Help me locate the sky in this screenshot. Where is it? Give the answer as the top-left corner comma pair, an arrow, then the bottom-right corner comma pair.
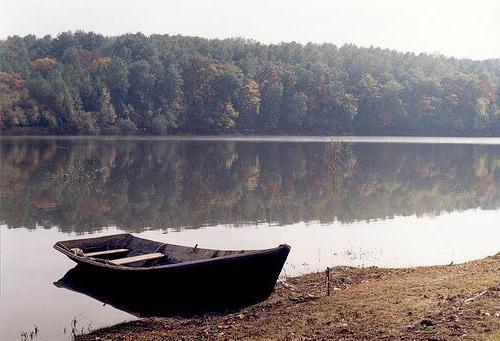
1,0 -> 499,60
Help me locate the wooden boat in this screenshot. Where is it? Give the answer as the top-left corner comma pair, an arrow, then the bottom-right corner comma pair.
54,233 -> 290,314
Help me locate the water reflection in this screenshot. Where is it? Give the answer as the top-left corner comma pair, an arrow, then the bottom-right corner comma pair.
2,137 -> 500,340
2,138 -> 500,232
54,265 -> 258,317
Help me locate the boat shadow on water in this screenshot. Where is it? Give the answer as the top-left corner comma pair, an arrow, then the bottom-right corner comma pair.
53,234 -> 290,317
54,265 -> 263,317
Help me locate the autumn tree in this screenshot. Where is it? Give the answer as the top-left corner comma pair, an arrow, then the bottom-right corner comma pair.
0,32 -> 499,136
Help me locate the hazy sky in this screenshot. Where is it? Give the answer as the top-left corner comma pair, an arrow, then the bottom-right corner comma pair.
1,0 -> 499,60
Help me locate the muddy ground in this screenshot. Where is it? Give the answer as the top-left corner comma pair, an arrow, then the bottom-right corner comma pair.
79,253 -> 500,340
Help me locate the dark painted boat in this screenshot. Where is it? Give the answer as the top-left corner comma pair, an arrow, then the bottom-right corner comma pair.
54,234 -> 290,314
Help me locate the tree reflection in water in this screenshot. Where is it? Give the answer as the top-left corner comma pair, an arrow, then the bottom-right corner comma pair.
1,138 -> 500,233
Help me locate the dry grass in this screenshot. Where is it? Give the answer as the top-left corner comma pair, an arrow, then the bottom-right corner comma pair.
78,253 -> 500,340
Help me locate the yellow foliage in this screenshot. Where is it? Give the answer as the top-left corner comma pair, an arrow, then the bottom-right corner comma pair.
0,72 -> 25,89
32,57 -> 57,72
89,57 -> 112,71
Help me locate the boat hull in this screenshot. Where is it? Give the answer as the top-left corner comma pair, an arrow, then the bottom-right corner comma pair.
54,234 -> 290,316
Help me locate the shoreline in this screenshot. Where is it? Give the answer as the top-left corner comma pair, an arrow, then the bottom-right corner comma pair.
3,134 -> 500,145
78,253 -> 500,340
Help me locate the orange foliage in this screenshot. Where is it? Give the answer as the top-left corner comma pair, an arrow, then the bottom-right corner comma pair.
475,172 -> 495,196
77,49 -> 96,67
478,79 -> 497,102
0,72 -> 24,89
0,182 -> 25,196
88,56 -> 112,71
243,165 -> 260,191
32,197 -> 57,210
32,57 -> 57,72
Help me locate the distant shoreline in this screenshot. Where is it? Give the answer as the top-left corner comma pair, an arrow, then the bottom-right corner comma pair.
2,33 -> 499,142
3,134 -> 500,145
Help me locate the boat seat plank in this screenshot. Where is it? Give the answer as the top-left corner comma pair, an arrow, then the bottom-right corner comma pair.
82,249 -> 129,257
109,253 -> 164,266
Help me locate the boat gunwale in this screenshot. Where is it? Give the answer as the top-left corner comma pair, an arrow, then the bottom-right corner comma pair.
54,234 -> 290,272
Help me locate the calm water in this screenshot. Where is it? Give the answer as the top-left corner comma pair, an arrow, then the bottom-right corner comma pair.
1,136 -> 500,340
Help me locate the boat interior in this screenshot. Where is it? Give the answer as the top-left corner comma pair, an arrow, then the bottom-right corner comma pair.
56,234 -> 248,267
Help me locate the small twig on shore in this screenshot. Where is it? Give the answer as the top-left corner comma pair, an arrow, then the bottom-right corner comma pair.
464,290 -> 488,303
326,267 -> 331,296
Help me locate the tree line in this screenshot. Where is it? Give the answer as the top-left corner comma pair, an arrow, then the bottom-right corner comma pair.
1,31 -> 499,135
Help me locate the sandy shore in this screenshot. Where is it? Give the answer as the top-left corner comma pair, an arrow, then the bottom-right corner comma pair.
78,253 -> 500,340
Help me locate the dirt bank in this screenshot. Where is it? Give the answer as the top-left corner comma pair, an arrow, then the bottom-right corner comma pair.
79,253 -> 500,340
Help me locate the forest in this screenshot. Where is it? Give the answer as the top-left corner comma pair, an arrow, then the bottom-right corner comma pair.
1,31 -> 500,136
